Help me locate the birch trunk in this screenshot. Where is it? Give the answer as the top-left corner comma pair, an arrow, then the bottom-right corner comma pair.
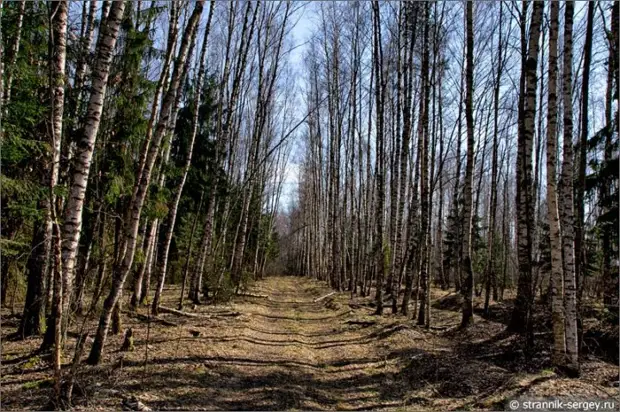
2,0 -> 25,109
559,0 -> 580,377
394,4 -> 417,311
87,1 -> 204,365
574,1 -> 594,308
508,0 -> 543,334
460,0 -> 475,328
152,2 -> 215,315
484,2 -> 504,314
140,221 -> 159,305
47,1 -> 69,400
372,2 -> 386,316
417,3 -> 431,327
602,1 -> 619,307
179,193 -> 204,309
43,0 -> 69,347
130,220 -> 155,307
20,0 -> 67,339
72,0 -> 97,111
194,1 -> 255,301
545,0 -> 566,369
388,6 -> 403,302
60,0 -> 125,343
230,3 -> 289,290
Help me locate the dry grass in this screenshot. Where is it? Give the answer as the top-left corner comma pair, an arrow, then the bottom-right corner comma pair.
2,277 -> 618,411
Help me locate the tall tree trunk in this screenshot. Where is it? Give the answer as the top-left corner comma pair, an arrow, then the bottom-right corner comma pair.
394,3 -> 417,309
417,3 -> 430,327
129,219 -> 151,309
88,1 -> 203,365
545,0 -> 566,370
372,2 -> 386,316
436,44 -> 446,291
230,2 -> 288,290
20,206 -> 50,337
90,212 -> 108,313
559,0 -> 579,377
20,0 -> 68,340
60,0 -> 125,345
401,84 -> 422,316
448,9 -> 466,294
501,147 -> 511,301
508,1 -> 543,335
152,2 -> 215,315
139,221 -> 159,305
196,1 -> 257,301
484,1 -> 504,315
460,0 -> 475,329
2,0 -> 25,109
574,1 -> 594,309
39,0 -> 70,351
602,1 -> 619,308
179,193 -> 203,310
388,5 -> 403,304
47,1 -> 69,402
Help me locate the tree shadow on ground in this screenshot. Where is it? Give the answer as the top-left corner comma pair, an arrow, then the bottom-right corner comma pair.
69,332 -> 559,411
112,351 -> 429,410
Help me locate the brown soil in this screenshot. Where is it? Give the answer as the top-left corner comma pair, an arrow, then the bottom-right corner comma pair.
2,276 -> 618,410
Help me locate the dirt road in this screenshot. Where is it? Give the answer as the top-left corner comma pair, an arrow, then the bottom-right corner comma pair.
2,276 -> 617,410
120,276 -> 418,410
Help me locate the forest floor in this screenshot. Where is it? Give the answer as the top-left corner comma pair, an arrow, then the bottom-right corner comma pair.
1,276 -> 619,410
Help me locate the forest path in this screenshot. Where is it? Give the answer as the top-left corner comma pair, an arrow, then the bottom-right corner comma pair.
2,276 -> 618,411
120,276 -> 424,410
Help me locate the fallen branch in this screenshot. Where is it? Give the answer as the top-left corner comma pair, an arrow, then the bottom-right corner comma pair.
157,306 -> 205,318
237,292 -> 269,299
313,292 -> 336,302
217,311 -> 242,317
472,352 -> 504,360
158,306 -> 240,319
345,319 -> 377,327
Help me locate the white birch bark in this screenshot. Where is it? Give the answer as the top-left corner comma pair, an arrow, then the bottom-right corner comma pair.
560,0 -> 580,377
545,0 -> 566,369
152,2 -> 215,315
88,1 -> 204,365
60,0 -> 125,339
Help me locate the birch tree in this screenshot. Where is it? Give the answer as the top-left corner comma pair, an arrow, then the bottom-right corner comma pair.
372,1 -> 387,315
58,0 -> 126,344
88,1 -> 204,365
508,1 -> 543,335
460,0 -> 475,328
559,0 -> 580,377
545,0 -> 566,369
152,1 -> 215,316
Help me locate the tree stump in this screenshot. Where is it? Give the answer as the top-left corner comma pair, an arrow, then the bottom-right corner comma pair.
120,328 -> 134,352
